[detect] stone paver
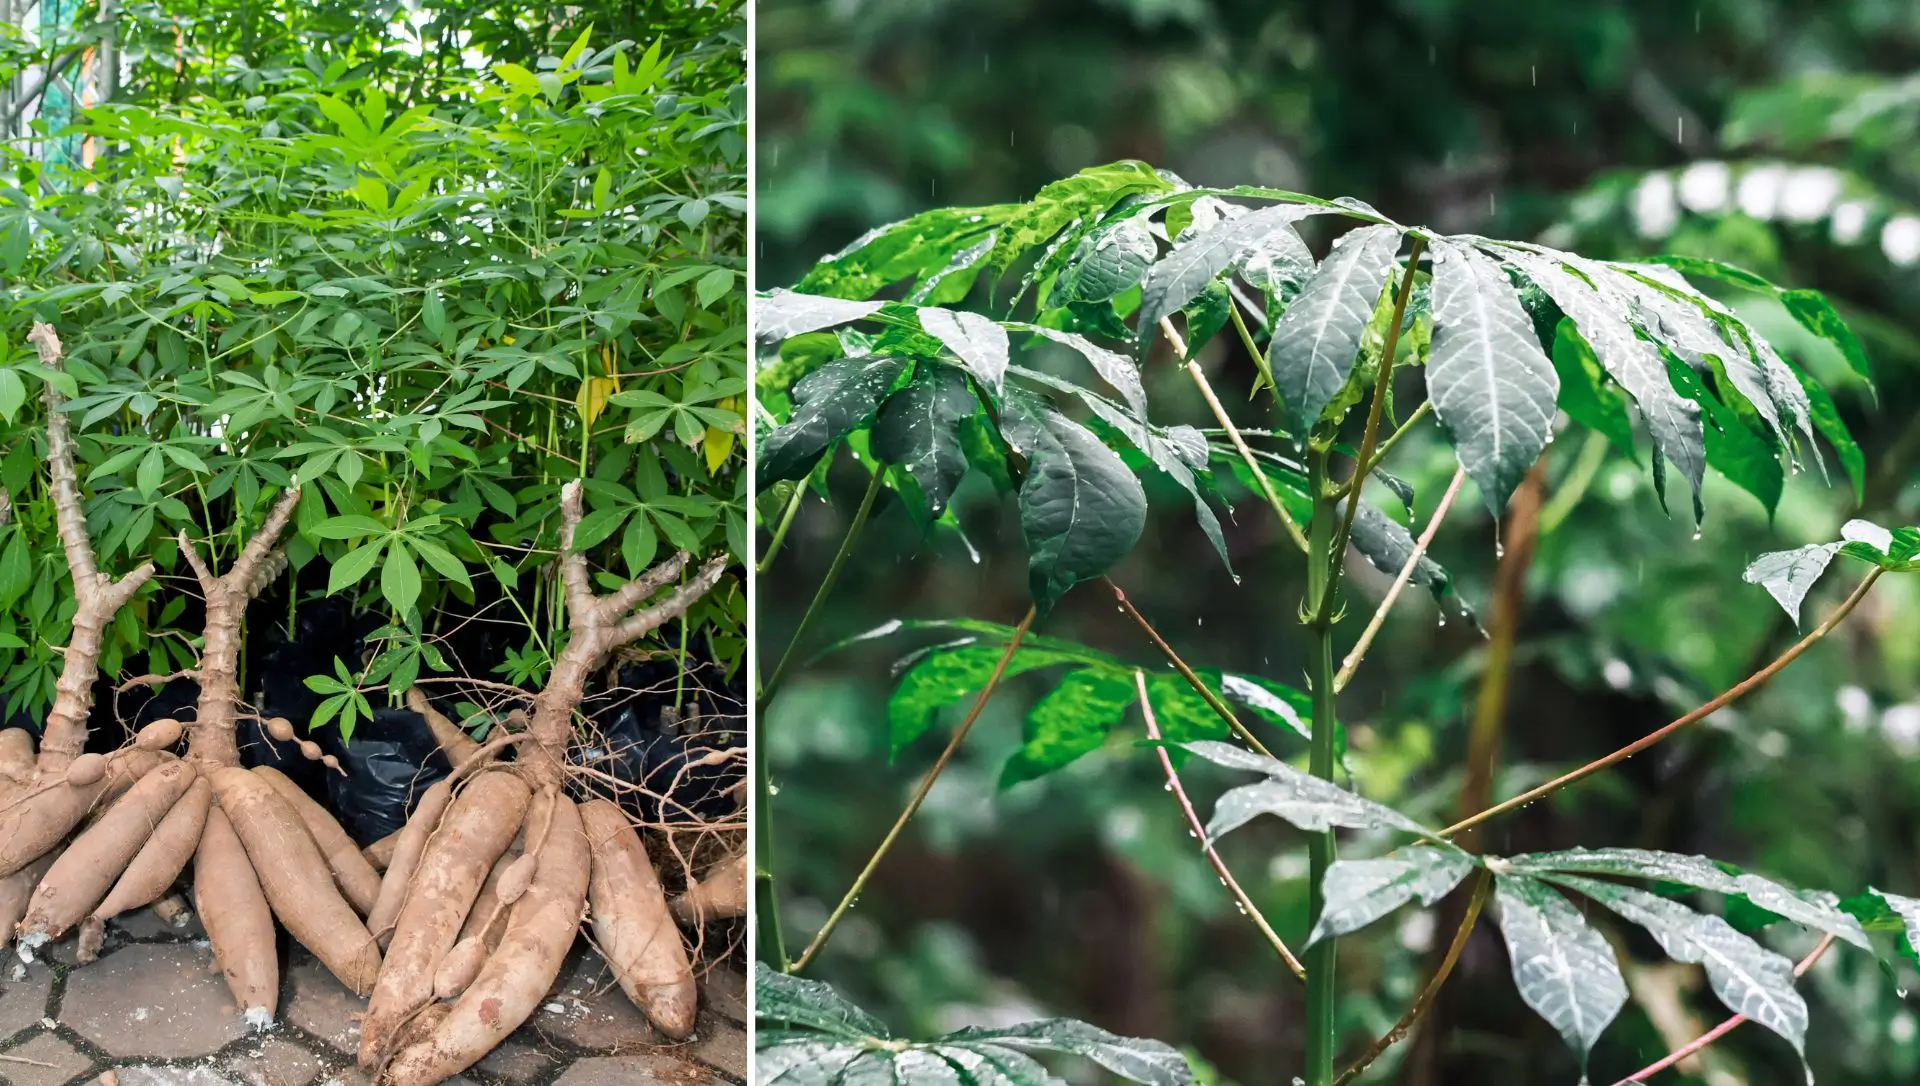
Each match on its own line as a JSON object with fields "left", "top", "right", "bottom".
{"left": 475, "top": 1040, "right": 560, "bottom": 1084}
{"left": 0, "top": 1032, "right": 92, "bottom": 1086}
{"left": 533, "top": 953, "right": 656, "bottom": 1051}
{"left": 223, "top": 1036, "right": 325, "bottom": 1086}
{"left": 0, "top": 967, "right": 55, "bottom": 1041}
{"left": 113, "top": 1067, "right": 243, "bottom": 1085}
{"left": 553, "top": 1054, "right": 717, "bottom": 1086}
{"left": 688, "top": 1014, "right": 747, "bottom": 1080}
{"left": 0, "top": 926, "right": 745, "bottom": 1086}
{"left": 282, "top": 959, "right": 362, "bottom": 1058}
{"left": 698, "top": 970, "right": 745, "bottom": 1025}
{"left": 63, "top": 944, "right": 248, "bottom": 1058}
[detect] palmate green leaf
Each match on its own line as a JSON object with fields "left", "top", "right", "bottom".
{"left": 999, "top": 396, "right": 1147, "bottom": 613}
{"left": 1508, "top": 846, "right": 1871, "bottom": 949}
{"left": 888, "top": 642, "right": 1100, "bottom": 757}
{"left": 1308, "top": 848, "right": 1476, "bottom": 945}
{"left": 1792, "top": 360, "right": 1865, "bottom": 502}
{"left": 1779, "top": 289, "right": 1875, "bottom": 383}
{"left": 382, "top": 541, "right": 423, "bottom": 618}
{"left": 1059, "top": 217, "right": 1158, "bottom": 304}
{"left": 990, "top": 160, "right": 1173, "bottom": 274}
{"left": 1863, "top": 890, "right": 1920, "bottom": 963}
{"left": 1492, "top": 874, "right": 1630, "bottom": 1071}
{"left": 755, "top": 964, "right": 891, "bottom": 1039}
{"left": 1135, "top": 202, "right": 1329, "bottom": 354}
{"left": 1507, "top": 250, "right": 1705, "bottom": 501}
{"left": 1184, "top": 740, "right": 1437, "bottom": 841}
{"left": 799, "top": 205, "right": 1016, "bottom": 301}
{"left": 1426, "top": 241, "right": 1559, "bottom": 514}
{"left": 1000, "top": 666, "right": 1138, "bottom": 787}
{"left": 1549, "top": 321, "right": 1638, "bottom": 457}
{"left": 1340, "top": 495, "right": 1458, "bottom": 611}
{"left": 753, "top": 290, "right": 883, "bottom": 343}
{"left": 918, "top": 307, "right": 1008, "bottom": 395}
{"left": 1666, "top": 355, "right": 1783, "bottom": 516}
{"left": 1008, "top": 325, "right": 1148, "bottom": 418}
{"left": 872, "top": 363, "right": 978, "bottom": 519}
{"left": 757, "top": 355, "right": 911, "bottom": 486}
{"left": 1745, "top": 519, "right": 1920, "bottom": 622}
{"left": 1546, "top": 874, "right": 1809, "bottom": 1062}
{"left": 1269, "top": 224, "right": 1403, "bottom": 437}
{"left": 756, "top": 966, "right": 1193, "bottom": 1086}
{"left": 327, "top": 540, "right": 385, "bottom": 595}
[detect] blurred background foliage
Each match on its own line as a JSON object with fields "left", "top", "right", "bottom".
{"left": 757, "top": 0, "right": 1920, "bottom": 1083}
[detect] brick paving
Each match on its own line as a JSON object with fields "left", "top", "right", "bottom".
{"left": 0, "top": 907, "right": 746, "bottom": 1086}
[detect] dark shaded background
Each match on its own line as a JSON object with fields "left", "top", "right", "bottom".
{"left": 756, "top": 1, "right": 1920, "bottom": 1082}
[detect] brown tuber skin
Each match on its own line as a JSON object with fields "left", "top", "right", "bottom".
{"left": 19, "top": 761, "right": 197, "bottom": 946}
{"left": 195, "top": 808, "right": 277, "bottom": 1025}
{"left": 134, "top": 718, "right": 184, "bottom": 751}
{"left": 670, "top": 852, "right": 749, "bottom": 925}
{"left": 581, "top": 798, "right": 696, "bottom": 1038}
{"left": 360, "top": 480, "right": 730, "bottom": 1085}
{"left": 253, "top": 766, "right": 382, "bottom": 916}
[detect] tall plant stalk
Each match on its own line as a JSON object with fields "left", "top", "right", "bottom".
{"left": 1302, "top": 447, "right": 1341, "bottom": 1086}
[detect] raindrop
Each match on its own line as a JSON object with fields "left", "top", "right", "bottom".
{"left": 1495, "top": 540, "right": 1506, "bottom": 559}
{"left": 1692, "top": 530, "right": 1703, "bottom": 542}
{"left": 1488, "top": 192, "right": 1496, "bottom": 217}
{"left": 1428, "top": 44, "right": 1436, "bottom": 65}
{"left": 983, "top": 53, "right": 990, "bottom": 73}
{"left": 1530, "top": 65, "right": 1536, "bottom": 86}
{"left": 1197, "top": 617, "right": 1204, "bottom": 627}
{"left": 1437, "top": 615, "right": 1447, "bottom": 628}
{"left": 1900, "top": 988, "right": 1910, "bottom": 999}
{"left": 1677, "top": 116, "right": 1685, "bottom": 144}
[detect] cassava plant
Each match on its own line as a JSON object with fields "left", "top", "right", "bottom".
{"left": 353, "top": 481, "right": 727, "bottom": 1086}
{"left": 754, "top": 161, "right": 1920, "bottom": 1083}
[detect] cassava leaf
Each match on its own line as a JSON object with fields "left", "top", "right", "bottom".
{"left": 889, "top": 641, "right": 1095, "bottom": 757}
{"left": 1060, "top": 217, "right": 1158, "bottom": 304}
{"left": 991, "top": 160, "right": 1173, "bottom": 273}
{"left": 1000, "top": 666, "right": 1139, "bottom": 787}
{"left": 1010, "top": 324, "right": 1148, "bottom": 417}
{"left": 1000, "top": 396, "right": 1148, "bottom": 612}
{"left": 1183, "top": 740, "right": 1437, "bottom": 841}
{"left": 1136, "top": 202, "right": 1327, "bottom": 353}
{"left": 1549, "top": 319, "right": 1638, "bottom": 458}
{"left": 1546, "top": 874, "right": 1808, "bottom": 1060}
{"left": 1743, "top": 543, "right": 1842, "bottom": 625}
{"left": 1426, "top": 241, "right": 1559, "bottom": 513}
{"left": 1508, "top": 250, "right": 1704, "bottom": 501}
{"left": 1791, "top": 360, "right": 1865, "bottom": 503}
{"left": 872, "top": 363, "right": 979, "bottom": 518}
{"left": 1308, "top": 849, "right": 1477, "bottom": 945}
{"left": 1268, "top": 224, "right": 1404, "bottom": 436}
{"left": 1493, "top": 874, "right": 1629, "bottom": 1070}
{"left": 800, "top": 205, "right": 1015, "bottom": 300}
{"left": 1778, "top": 289, "right": 1874, "bottom": 383}
{"left": 755, "top": 966, "right": 1194, "bottom": 1086}
{"left": 755, "top": 290, "right": 884, "bottom": 343}
{"left": 919, "top": 307, "right": 1010, "bottom": 395}
{"left": 757, "top": 355, "right": 910, "bottom": 485}
{"left": 1508, "top": 846, "right": 1871, "bottom": 949}
{"left": 1341, "top": 495, "right": 1453, "bottom": 605}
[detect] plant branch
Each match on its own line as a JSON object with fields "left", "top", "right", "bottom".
{"left": 1335, "top": 465, "right": 1467, "bottom": 693}
{"left": 1333, "top": 869, "right": 1491, "bottom": 1086}
{"left": 1611, "top": 933, "right": 1836, "bottom": 1085}
{"left": 1161, "top": 318, "right": 1310, "bottom": 554}
{"left": 757, "top": 482, "right": 807, "bottom": 573}
{"left": 789, "top": 606, "right": 1037, "bottom": 974}
{"left": 1330, "top": 236, "right": 1426, "bottom": 581}
{"left": 1227, "top": 302, "right": 1274, "bottom": 398}
{"left": 1134, "top": 668, "right": 1304, "bottom": 980}
{"left": 1106, "top": 578, "right": 1273, "bottom": 760}
{"left": 1342, "top": 401, "right": 1434, "bottom": 498}
{"left": 760, "top": 466, "right": 885, "bottom": 703}
{"left": 1536, "top": 427, "right": 1610, "bottom": 537}
{"left": 1440, "top": 569, "right": 1883, "bottom": 841}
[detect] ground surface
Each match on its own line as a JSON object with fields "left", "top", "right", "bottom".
{"left": 0, "top": 906, "right": 747, "bottom": 1086}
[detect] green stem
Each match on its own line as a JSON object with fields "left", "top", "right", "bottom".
{"left": 1537, "top": 428, "right": 1609, "bottom": 536}
{"left": 757, "top": 482, "right": 807, "bottom": 574}
{"left": 789, "top": 606, "right": 1038, "bottom": 973}
{"left": 759, "top": 467, "right": 884, "bottom": 704}
{"left": 1303, "top": 445, "right": 1341, "bottom": 1086}
{"left": 755, "top": 740, "right": 790, "bottom": 970}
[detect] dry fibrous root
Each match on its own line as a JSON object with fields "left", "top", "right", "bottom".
{"left": 12, "top": 470, "right": 382, "bottom": 1032}
{"left": 361, "top": 480, "right": 729, "bottom": 1086}
{"left": 0, "top": 323, "right": 161, "bottom": 923}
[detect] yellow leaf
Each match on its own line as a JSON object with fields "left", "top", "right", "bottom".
{"left": 703, "top": 395, "right": 740, "bottom": 473}
{"left": 576, "top": 377, "right": 617, "bottom": 426}
{"left": 703, "top": 426, "right": 735, "bottom": 474}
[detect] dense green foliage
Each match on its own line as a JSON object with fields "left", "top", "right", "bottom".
{"left": 0, "top": 0, "right": 745, "bottom": 728}
{"left": 757, "top": 3, "right": 1920, "bottom": 1084}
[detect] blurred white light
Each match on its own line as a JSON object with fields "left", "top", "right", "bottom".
{"left": 1831, "top": 200, "right": 1871, "bottom": 245}
{"left": 1736, "top": 163, "right": 1787, "bottom": 219}
{"left": 1881, "top": 703, "right": 1920, "bottom": 754}
{"left": 1779, "top": 167, "right": 1842, "bottom": 223}
{"left": 1632, "top": 172, "right": 1679, "bottom": 238}
{"left": 1884, "top": 216, "right": 1920, "bottom": 266}
{"left": 1603, "top": 658, "right": 1634, "bottom": 690}
{"left": 1677, "top": 161, "right": 1730, "bottom": 212}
